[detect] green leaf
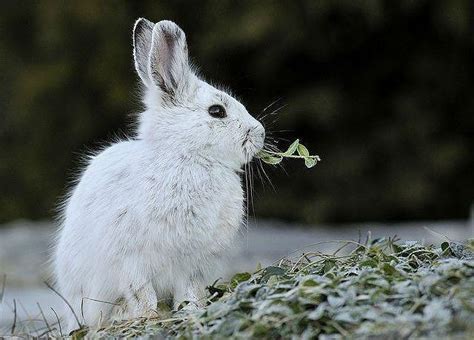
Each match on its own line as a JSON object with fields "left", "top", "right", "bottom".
{"left": 382, "top": 263, "right": 397, "bottom": 275}
{"left": 467, "top": 239, "right": 474, "bottom": 252}
{"left": 304, "top": 157, "right": 317, "bottom": 168}
{"left": 441, "top": 242, "right": 454, "bottom": 256}
{"left": 262, "top": 266, "right": 286, "bottom": 281}
{"left": 307, "top": 304, "right": 326, "bottom": 320}
{"left": 264, "top": 266, "right": 286, "bottom": 276}
{"left": 256, "top": 140, "right": 319, "bottom": 169}
{"left": 302, "top": 278, "right": 318, "bottom": 287}
{"left": 283, "top": 139, "right": 299, "bottom": 156}
{"left": 231, "top": 272, "right": 251, "bottom": 285}
{"left": 392, "top": 243, "right": 403, "bottom": 253}
{"left": 258, "top": 152, "right": 283, "bottom": 165}
{"left": 322, "top": 259, "right": 336, "bottom": 273}
{"left": 327, "top": 295, "right": 345, "bottom": 308}
{"left": 297, "top": 144, "right": 310, "bottom": 157}
{"left": 267, "top": 275, "right": 279, "bottom": 286}
{"left": 360, "top": 259, "right": 378, "bottom": 268}
{"left": 70, "top": 327, "right": 88, "bottom": 339}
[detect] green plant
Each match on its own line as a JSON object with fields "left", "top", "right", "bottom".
{"left": 84, "top": 238, "right": 474, "bottom": 339}
{"left": 257, "top": 139, "right": 321, "bottom": 168}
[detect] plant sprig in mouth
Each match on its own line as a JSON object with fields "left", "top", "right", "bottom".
{"left": 256, "top": 139, "right": 321, "bottom": 168}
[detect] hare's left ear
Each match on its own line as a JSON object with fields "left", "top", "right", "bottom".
{"left": 133, "top": 18, "right": 155, "bottom": 87}
{"left": 148, "top": 20, "right": 191, "bottom": 96}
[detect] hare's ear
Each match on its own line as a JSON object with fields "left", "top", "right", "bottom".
{"left": 133, "top": 18, "right": 155, "bottom": 86}
{"left": 148, "top": 20, "right": 191, "bottom": 96}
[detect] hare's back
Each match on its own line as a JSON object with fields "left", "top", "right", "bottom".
{"left": 64, "top": 140, "right": 145, "bottom": 228}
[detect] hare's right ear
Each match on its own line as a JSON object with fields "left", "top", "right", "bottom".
{"left": 133, "top": 18, "right": 155, "bottom": 86}
{"left": 148, "top": 21, "right": 191, "bottom": 97}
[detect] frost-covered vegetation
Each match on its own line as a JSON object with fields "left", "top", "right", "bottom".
{"left": 76, "top": 238, "right": 474, "bottom": 339}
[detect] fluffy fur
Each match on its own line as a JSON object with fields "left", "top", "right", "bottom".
{"left": 53, "top": 18, "right": 265, "bottom": 332}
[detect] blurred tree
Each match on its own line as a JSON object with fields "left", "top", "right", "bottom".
{"left": 0, "top": 0, "right": 473, "bottom": 224}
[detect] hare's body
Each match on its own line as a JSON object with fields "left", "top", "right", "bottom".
{"left": 54, "top": 19, "right": 264, "bottom": 332}
{"left": 55, "top": 139, "right": 243, "bottom": 329}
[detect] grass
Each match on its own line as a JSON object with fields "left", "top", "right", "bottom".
{"left": 69, "top": 236, "right": 474, "bottom": 339}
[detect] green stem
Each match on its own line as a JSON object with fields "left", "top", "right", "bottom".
{"left": 260, "top": 150, "right": 318, "bottom": 159}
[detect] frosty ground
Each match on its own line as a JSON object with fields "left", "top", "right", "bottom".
{"left": 0, "top": 219, "right": 472, "bottom": 337}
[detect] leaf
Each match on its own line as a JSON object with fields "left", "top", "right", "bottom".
{"left": 392, "top": 243, "right": 403, "bottom": 253}
{"left": 302, "top": 278, "right": 318, "bottom": 287}
{"left": 267, "top": 275, "right": 279, "bottom": 286}
{"left": 307, "top": 304, "right": 326, "bottom": 320}
{"left": 256, "top": 150, "right": 269, "bottom": 158}
{"left": 335, "top": 311, "right": 357, "bottom": 323}
{"left": 327, "top": 295, "right": 345, "bottom": 308}
{"left": 231, "top": 272, "right": 251, "bottom": 285}
{"left": 441, "top": 242, "right": 454, "bottom": 256}
{"left": 258, "top": 152, "right": 283, "bottom": 165}
{"left": 264, "top": 266, "right": 286, "bottom": 276}
{"left": 256, "top": 139, "right": 319, "bottom": 169}
{"left": 304, "top": 157, "right": 317, "bottom": 168}
{"left": 360, "top": 259, "right": 378, "bottom": 268}
{"left": 70, "top": 327, "right": 88, "bottom": 339}
{"left": 467, "top": 239, "right": 474, "bottom": 252}
{"left": 322, "top": 259, "right": 336, "bottom": 273}
{"left": 381, "top": 263, "right": 397, "bottom": 275}
{"left": 262, "top": 266, "right": 286, "bottom": 281}
{"left": 297, "top": 144, "right": 310, "bottom": 157}
{"left": 283, "top": 139, "right": 299, "bottom": 156}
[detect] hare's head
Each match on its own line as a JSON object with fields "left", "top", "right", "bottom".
{"left": 133, "top": 19, "right": 265, "bottom": 168}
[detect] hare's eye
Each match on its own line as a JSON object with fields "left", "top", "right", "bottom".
{"left": 208, "top": 104, "right": 227, "bottom": 119}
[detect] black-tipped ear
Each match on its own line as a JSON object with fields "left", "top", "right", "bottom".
{"left": 133, "top": 18, "right": 155, "bottom": 86}
{"left": 148, "top": 20, "right": 191, "bottom": 96}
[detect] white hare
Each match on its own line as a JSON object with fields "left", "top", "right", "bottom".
{"left": 53, "top": 18, "right": 265, "bottom": 332}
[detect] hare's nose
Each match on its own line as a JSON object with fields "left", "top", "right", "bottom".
{"left": 255, "top": 124, "right": 265, "bottom": 140}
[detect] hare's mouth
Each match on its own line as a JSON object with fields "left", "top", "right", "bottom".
{"left": 242, "top": 131, "right": 265, "bottom": 161}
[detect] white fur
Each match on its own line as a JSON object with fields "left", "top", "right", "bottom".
{"left": 53, "top": 18, "right": 265, "bottom": 332}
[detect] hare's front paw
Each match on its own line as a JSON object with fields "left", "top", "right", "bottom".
{"left": 117, "top": 282, "right": 158, "bottom": 320}
{"left": 174, "top": 284, "right": 206, "bottom": 311}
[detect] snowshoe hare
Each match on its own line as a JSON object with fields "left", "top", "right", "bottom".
{"left": 54, "top": 18, "right": 265, "bottom": 332}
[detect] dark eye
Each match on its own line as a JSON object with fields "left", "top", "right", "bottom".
{"left": 208, "top": 104, "right": 227, "bottom": 118}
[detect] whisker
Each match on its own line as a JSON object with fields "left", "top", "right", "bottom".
{"left": 277, "top": 158, "right": 289, "bottom": 176}
{"left": 259, "top": 104, "right": 287, "bottom": 123}
{"left": 244, "top": 162, "right": 249, "bottom": 246}
{"left": 258, "top": 159, "right": 276, "bottom": 192}
{"left": 259, "top": 104, "right": 285, "bottom": 123}
{"left": 255, "top": 159, "right": 265, "bottom": 189}
{"left": 248, "top": 162, "right": 255, "bottom": 222}
{"left": 265, "top": 129, "right": 293, "bottom": 136}
{"left": 268, "top": 104, "right": 287, "bottom": 115}
{"left": 258, "top": 97, "right": 283, "bottom": 119}
{"left": 263, "top": 142, "right": 282, "bottom": 154}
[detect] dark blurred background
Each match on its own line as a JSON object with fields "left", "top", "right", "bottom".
{"left": 1, "top": 0, "right": 473, "bottom": 225}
